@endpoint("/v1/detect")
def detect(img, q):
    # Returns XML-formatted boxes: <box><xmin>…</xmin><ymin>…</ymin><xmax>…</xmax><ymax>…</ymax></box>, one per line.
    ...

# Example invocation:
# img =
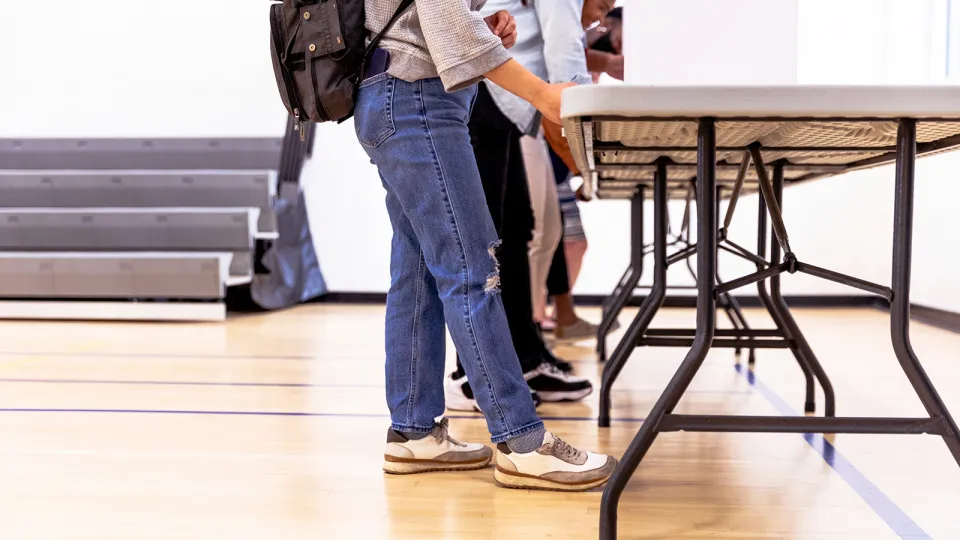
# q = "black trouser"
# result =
<box><xmin>546</xmin><ymin>146</ymin><xmax>571</xmax><ymax>297</ymax></box>
<box><xmin>455</xmin><ymin>84</ymin><xmax>544</xmax><ymax>375</ymax></box>
<box><xmin>546</xmin><ymin>230</ymin><xmax>570</xmax><ymax>296</ymax></box>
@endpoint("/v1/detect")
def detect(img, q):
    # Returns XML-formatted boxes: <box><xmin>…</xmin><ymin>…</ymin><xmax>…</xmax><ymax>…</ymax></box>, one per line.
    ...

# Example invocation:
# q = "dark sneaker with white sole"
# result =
<box><xmin>523</xmin><ymin>362</ymin><xmax>593</xmax><ymax>402</ymax></box>
<box><xmin>445</xmin><ymin>371</ymin><xmax>543</xmax><ymax>412</ymax></box>
<box><xmin>541</xmin><ymin>345</ymin><xmax>575</xmax><ymax>373</ymax></box>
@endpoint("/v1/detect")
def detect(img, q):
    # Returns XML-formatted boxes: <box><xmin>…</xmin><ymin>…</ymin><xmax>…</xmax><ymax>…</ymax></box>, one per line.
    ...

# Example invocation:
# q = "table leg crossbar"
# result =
<box><xmin>597</xmin><ymin>117</ymin><xmax>960</xmax><ymax>540</ymax></box>
<box><xmin>596</xmin><ymin>165</ymin><xmax>825</xmax><ymax>425</ymax></box>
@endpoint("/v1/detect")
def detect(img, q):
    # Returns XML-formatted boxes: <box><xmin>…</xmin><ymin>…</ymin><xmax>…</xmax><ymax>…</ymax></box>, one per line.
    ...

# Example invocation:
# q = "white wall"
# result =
<box><xmin>303</xmin><ymin>123</ymin><xmax>392</xmax><ymax>292</ymax></box>
<box><xmin>796</xmin><ymin>0</ymin><xmax>960</xmax><ymax>312</ymax></box>
<box><xmin>0</xmin><ymin>1</ymin><xmax>287</xmax><ymax>138</ymax></box>
<box><xmin>3</xmin><ymin>1</ymin><xmax>959</xmax><ymax>310</ymax></box>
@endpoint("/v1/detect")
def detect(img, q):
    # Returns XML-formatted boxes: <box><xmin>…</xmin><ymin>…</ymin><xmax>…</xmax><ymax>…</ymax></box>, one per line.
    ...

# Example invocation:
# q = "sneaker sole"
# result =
<box><xmin>383</xmin><ymin>455</ymin><xmax>492</xmax><ymax>475</ymax></box>
<box><xmin>537</xmin><ymin>386</ymin><xmax>593</xmax><ymax>402</ymax></box>
<box><xmin>493</xmin><ymin>465</ymin><xmax>612</xmax><ymax>492</ymax></box>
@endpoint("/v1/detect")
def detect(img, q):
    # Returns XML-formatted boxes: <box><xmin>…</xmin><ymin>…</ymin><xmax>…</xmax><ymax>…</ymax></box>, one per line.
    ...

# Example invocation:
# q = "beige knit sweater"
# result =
<box><xmin>365</xmin><ymin>0</ymin><xmax>512</xmax><ymax>91</ymax></box>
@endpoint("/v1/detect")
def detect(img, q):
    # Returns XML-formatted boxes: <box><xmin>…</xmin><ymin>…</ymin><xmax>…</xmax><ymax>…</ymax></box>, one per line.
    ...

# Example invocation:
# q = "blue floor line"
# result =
<box><xmin>734</xmin><ymin>364</ymin><xmax>930</xmax><ymax>539</ymax></box>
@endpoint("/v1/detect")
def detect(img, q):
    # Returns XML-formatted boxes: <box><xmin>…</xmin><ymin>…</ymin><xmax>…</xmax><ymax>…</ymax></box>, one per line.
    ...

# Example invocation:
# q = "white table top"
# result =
<box><xmin>561</xmin><ymin>85</ymin><xmax>960</xmax><ymax>120</ymax></box>
<box><xmin>560</xmin><ymin>85</ymin><xmax>960</xmax><ymax>200</ymax></box>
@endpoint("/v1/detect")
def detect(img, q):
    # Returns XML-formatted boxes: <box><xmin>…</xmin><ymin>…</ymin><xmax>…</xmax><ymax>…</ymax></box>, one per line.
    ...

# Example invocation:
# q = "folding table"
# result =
<box><xmin>561</xmin><ymin>85</ymin><xmax>960</xmax><ymax>539</ymax></box>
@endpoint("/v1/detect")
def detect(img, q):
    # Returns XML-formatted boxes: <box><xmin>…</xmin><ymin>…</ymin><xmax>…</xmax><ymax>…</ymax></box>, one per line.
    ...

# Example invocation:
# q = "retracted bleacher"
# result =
<box><xmin>0</xmin><ymin>135</ymin><xmax>291</xmax><ymax>321</ymax></box>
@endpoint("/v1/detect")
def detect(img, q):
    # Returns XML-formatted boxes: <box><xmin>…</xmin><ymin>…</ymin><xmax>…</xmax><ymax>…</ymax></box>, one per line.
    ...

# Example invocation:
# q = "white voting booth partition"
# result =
<box><xmin>611</xmin><ymin>0</ymin><xmax>960</xmax><ymax>313</ymax></box>
<box><xmin>582</xmin><ymin>1</ymin><xmax>806</xmax><ymax>301</ymax></box>
<box><xmin>624</xmin><ymin>0</ymin><xmax>799</xmax><ymax>85</ymax></box>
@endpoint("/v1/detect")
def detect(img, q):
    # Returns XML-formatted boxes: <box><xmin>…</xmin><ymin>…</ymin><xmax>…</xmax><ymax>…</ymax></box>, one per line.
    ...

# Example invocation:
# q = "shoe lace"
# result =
<box><xmin>432</xmin><ymin>418</ymin><xmax>465</xmax><ymax>447</ymax></box>
<box><xmin>540</xmin><ymin>362</ymin><xmax>573</xmax><ymax>381</ymax></box>
<box><xmin>550</xmin><ymin>435</ymin><xmax>583</xmax><ymax>463</ymax></box>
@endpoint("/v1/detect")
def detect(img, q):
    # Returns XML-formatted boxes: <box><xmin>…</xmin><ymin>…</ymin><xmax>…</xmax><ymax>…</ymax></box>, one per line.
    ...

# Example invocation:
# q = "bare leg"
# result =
<box><xmin>564</xmin><ymin>239</ymin><xmax>588</xmax><ymax>288</ymax></box>
<box><xmin>553</xmin><ymin>293</ymin><xmax>578</xmax><ymax>326</ymax></box>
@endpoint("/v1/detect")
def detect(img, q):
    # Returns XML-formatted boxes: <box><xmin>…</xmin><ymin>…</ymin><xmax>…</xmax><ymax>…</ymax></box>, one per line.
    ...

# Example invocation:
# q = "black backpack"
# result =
<box><xmin>269</xmin><ymin>0</ymin><xmax>414</xmax><ymax>139</ymax></box>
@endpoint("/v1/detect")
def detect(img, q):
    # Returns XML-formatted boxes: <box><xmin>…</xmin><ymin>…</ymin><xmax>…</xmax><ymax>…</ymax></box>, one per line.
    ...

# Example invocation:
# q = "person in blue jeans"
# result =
<box><xmin>355</xmin><ymin>0</ymin><xmax>615</xmax><ymax>491</ymax></box>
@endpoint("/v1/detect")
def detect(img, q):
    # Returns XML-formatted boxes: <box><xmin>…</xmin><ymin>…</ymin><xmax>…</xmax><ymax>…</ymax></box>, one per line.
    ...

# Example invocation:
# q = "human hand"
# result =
<box><xmin>542</xmin><ymin>118</ymin><xmax>581</xmax><ymax>176</ymax></box>
<box><xmin>484</xmin><ymin>11</ymin><xmax>518</xmax><ymax>49</ymax></box>
<box><xmin>576</xmin><ymin>184</ymin><xmax>588</xmax><ymax>202</ymax></box>
<box><xmin>532</xmin><ymin>82</ymin><xmax>576</xmax><ymax>126</ymax></box>
<box><xmin>604</xmin><ymin>54</ymin><xmax>624</xmax><ymax>81</ymax></box>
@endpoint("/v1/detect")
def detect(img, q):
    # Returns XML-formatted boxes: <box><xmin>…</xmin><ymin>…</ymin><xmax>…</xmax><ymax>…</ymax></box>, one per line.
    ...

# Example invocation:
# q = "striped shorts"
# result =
<box><xmin>557</xmin><ymin>179</ymin><xmax>586</xmax><ymax>243</ymax></box>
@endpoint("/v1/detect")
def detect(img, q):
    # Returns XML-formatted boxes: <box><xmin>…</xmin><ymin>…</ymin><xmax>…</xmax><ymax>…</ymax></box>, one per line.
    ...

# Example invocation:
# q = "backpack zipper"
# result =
<box><xmin>294</xmin><ymin>109</ymin><xmax>306</xmax><ymax>142</ymax></box>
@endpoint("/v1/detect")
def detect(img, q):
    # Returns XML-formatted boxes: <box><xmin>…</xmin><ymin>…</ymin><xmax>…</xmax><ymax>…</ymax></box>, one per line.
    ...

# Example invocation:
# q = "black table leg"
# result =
<box><xmin>599</xmin><ymin>165</ymin><xmax>667</xmax><ymax>427</ymax></box>
<box><xmin>601</xmin><ymin>267</ymin><xmax>631</xmax><ymax>318</ymax></box>
<box><xmin>767</xmin><ymin>164</ymin><xmax>836</xmax><ymax>417</ymax></box>
<box><xmin>598</xmin><ymin>187</ymin><xmax>646</xmax><ymax>363</ymax></box>
<box><xmin>600</xmin><ymin>119</ymin><xmax>718</xmax><ymax>539</ymax></box>
<box><xmin>716</xmin><ymin>186</ymin><xmax>754</xmax><ymax>363</ymax></box>
<box><xmin>755</xmin><ymin>186</ymin><xmax>818</xmax><ymax>412</ymax></box>
<box><xmin>890</xmin><ymin>118</ymin><xmax>960</xmax><ymax>463</ymax></box>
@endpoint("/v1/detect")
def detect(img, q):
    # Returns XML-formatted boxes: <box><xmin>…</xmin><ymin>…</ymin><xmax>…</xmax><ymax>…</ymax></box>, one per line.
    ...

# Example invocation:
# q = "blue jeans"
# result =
<box><xmin>354</xmin><ymin>74</ymin><xmax>543</xmax><ymax>443</ymax></box>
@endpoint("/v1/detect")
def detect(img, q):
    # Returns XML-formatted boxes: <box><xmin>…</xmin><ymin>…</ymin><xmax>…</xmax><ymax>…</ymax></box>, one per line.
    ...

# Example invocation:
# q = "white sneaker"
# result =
<box><xmin>444</xmin><ymin>371</ymin><xmax>481</xmax><ymax>412</ymax></box>
<box><xmin>445</xmin><ymin>371</ymin><xmax>543</xmax><ymax>412</ymax></box>
<box><xmin>383</xmin><ymin>418</ymin><xmax>493</xmax><ymax>474</ymax></box>
<box><xmin>494</xmin><ymin>432</ymin><xmax>617</xmax><ymax>491</ymax></box>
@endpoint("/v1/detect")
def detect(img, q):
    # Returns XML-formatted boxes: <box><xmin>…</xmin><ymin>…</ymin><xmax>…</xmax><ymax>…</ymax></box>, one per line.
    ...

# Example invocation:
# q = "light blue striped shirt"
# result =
<box><xmin>479</xmin><ymin>0</ymin><xmax>593</xmax><ymax>135</ymax></box>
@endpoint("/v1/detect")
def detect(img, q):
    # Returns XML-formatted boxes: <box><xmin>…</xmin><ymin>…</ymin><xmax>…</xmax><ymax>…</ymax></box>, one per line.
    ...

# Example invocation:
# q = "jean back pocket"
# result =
<box><xmin>355</xmin><ymin>74</ymin><xmax>396</xmax><ymax>148</ymax></box>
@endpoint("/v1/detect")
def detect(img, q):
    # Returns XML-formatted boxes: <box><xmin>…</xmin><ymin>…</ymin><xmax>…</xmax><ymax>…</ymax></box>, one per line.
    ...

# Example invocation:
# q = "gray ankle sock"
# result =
<box><xmin>505</xmin><ymin>427</ymin><xmax>546</xmax><ymax>454</ymax></box>
<box><xmin>402</xmin><ymin>430</ymin><xmax>431</xmax><ymax>440</ymax></box>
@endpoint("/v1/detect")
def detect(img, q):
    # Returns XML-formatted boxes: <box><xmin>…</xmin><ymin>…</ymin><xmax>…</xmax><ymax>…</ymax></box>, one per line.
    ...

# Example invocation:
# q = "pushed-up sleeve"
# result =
<box><xmin>418</xmin><ymin>0</ymin><xmax>513</xmax><ymax>91</ymax></box>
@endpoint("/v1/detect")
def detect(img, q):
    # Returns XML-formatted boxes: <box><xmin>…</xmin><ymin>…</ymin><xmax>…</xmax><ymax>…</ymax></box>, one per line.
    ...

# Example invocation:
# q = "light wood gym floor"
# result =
<box><xmin>0</xmin><ymin>305</ymin><xmax>957</xmax><ymax>539</ymax></box>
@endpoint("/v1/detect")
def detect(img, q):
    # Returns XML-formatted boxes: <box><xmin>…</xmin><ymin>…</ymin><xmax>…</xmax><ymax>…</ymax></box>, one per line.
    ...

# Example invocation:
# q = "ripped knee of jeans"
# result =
<box><xmin>485</xmin><ymin>240</ymin><xmax>502</xmax><ymax>294</ymax></box>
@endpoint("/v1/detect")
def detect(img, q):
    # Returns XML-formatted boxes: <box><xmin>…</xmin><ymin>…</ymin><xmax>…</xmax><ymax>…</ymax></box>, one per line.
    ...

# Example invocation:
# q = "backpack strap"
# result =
<box><xmin>363</xmin><ymin>0</ymin><xmax>416</xmax><ymax>63</ymax></box>
<box><xmin>278</xmin><ymin>116</ymin><xmax>315</xmax><ymax>192</ymax></box>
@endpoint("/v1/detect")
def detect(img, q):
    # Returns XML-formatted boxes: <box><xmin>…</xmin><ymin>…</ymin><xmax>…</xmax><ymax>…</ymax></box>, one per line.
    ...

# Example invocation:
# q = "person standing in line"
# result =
<box><xmin>443</xmin><ymin>0</ymin><xmax>604</xmax><ymax>412</ymax></box>
<box><xmin>521</xmin><ymin>99</ymin><xmax>602</xmax><ymax>343</ymax></box>
<box><xmin>519</xmin><ymin>129</ymin><xmax>565</xmax><ymax>341</ymax></box>
<box><xmin>537</xmin><ymin>127</ymin><xmax>616</xmax><ymax>343</ymax></box>
<box><xmin>587</xmin><ymin>7</ymin><xmax>623</xmax><ymax>60</ymax></box>
<box><xmin>540</xmin><ymin>4</ymin><xmax>624</xmax><ymax>341</ymax></box>
<box><xmin>355</xmin><ymin>0</ymin><xmax>616</xmax><ymax>490</ymax></box>
<box><xmin>508</xmin><ymin>0</ymin><xmax>617</xmax><ymax>344</ymax></box>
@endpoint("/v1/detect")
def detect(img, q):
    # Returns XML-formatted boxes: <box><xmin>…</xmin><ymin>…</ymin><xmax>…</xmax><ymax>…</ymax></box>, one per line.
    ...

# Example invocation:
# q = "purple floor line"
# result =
<box><xmin>0</xmin><ymin>351</ymin><xmax>931</xmax><ymax>540</ymax></box>
<box><xmin>0</xmin><ymin>363</ymin><xmax>927</xmax><ymax>537</ymax></box>
<box><xmin>734</xmin><ymin>364</ymin><xmax>930</xmax><ymax>539</ymax></box>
